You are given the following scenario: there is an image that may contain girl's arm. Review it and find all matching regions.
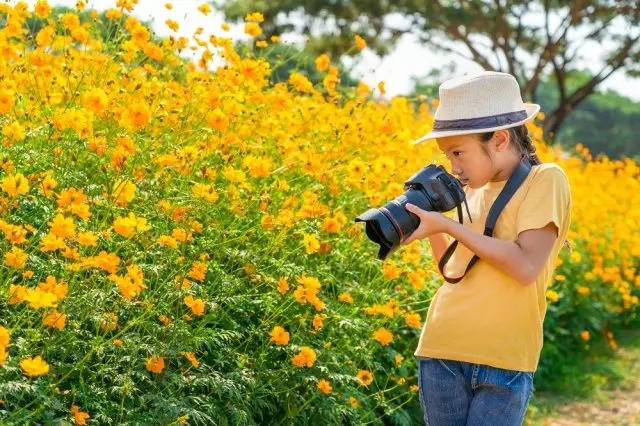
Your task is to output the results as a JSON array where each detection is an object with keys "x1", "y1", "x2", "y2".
[
  {"x1": 403, "y1": 203, "x2": 558, "y2": 286},
  {"x1": 426, "y1": 234, "x2": 449, "y2": 265},
  {"x1": 443, "y1": 218, "x2": 558, "y2": 286}
]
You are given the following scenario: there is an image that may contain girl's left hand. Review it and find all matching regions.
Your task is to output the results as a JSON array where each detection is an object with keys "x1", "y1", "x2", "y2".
[{"x1": 401, "y1": 203, "x2": 451, "y2": 245}]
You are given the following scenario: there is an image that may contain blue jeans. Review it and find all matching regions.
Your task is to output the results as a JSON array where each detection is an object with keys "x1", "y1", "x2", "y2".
[{"x1": 417, "y1": 357, "x2": 534, "y2": 426}]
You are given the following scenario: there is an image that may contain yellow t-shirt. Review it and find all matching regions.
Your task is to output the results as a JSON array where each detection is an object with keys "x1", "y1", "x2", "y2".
[{"x1": 414, "y1": 162, "x2": 572, "y2": 372}]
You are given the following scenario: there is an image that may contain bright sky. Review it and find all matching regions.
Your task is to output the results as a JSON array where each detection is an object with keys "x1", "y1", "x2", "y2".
[{"x1": 15, "y1": 0, "x2": 640, "y2": 101}]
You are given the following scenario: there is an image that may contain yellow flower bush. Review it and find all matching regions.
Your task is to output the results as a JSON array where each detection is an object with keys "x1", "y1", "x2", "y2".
[{"x1": 0, "y1": 1, "x2": 637, "y2": 423}]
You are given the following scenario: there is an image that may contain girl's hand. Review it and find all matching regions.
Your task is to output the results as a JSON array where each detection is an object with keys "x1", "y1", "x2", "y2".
[{"x1": 401, "y1": 203, "x2": 451, "y2": 245}]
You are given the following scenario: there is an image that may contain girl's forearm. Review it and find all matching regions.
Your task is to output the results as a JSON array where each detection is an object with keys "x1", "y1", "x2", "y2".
[
  {"x1": 442, "y1": 217, "x2": 532, "y2": 285},
  {"x1": 427, "y1": 234, "x2": 449, "y2": 265}
]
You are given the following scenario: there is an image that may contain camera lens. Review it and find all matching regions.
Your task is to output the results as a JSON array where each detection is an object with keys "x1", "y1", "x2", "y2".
[{"x1": 355, "y1": 189, "x2": 432, "y2": 260}]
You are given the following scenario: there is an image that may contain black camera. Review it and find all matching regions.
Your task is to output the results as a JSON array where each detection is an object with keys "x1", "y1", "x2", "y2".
[{"x1": 354, "y1": 164, "x2": 466, "y2": 260}]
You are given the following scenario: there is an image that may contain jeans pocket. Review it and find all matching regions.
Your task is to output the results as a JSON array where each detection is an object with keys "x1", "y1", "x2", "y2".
[{"x1": 437, "y1": 359, "x2": 458, "y2": 378}]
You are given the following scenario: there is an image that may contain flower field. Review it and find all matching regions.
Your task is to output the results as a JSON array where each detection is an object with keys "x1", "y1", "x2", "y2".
[{"x1": 0, "y1": 1, "x2": 638, "y2": 424}]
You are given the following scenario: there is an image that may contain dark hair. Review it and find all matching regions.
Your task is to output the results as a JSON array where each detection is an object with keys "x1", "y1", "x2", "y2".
[
  {"x1": 477, "y1": 125, "x2": 542, "y2": 165},
  {"x1": 477, "y1": 125, "x2": 571, "y2": 250}
]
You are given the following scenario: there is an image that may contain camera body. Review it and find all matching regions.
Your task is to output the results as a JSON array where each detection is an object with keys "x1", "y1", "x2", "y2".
[{"x1": 355, "y1": 164, "x2": 466, "y2": 260}]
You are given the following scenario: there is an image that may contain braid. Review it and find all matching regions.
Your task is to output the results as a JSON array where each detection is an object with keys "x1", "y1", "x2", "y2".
[{"x1": 509, "y1": 125, "x2": 542, "y2": 165}]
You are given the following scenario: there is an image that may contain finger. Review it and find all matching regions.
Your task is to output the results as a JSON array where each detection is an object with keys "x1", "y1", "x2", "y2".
[{"x1": 405, "y1": 203, "x2": 420, "y2": 215}]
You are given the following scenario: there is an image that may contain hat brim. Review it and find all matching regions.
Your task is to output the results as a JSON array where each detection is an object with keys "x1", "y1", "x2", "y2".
[{"x1": 412, "y1": 104, "x2": 541, "y2": 145}]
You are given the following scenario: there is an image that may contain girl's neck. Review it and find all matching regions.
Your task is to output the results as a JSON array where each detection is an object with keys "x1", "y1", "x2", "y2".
[{"x1": 486, "y1": 156, "x2": 524, "y2": 188}]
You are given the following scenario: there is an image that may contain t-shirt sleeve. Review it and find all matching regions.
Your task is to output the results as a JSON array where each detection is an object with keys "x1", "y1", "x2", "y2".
[{"x1": 516, "y1": 165, "x2": 570, "y2": 236}]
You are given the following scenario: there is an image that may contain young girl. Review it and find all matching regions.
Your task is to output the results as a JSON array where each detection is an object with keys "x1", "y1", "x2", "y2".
[{"x1": 402, "y1": 71, "x2": 572, "y2": 425}]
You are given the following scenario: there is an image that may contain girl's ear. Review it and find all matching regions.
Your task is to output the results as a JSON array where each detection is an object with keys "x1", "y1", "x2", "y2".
[{"x1": 492, "y1": 129, "x2": 510, "y2": 152}]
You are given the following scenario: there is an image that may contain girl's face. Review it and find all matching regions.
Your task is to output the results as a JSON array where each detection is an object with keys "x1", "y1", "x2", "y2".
[{"x1": 436, "y1": 132, "x2": 507, "y2": 189}]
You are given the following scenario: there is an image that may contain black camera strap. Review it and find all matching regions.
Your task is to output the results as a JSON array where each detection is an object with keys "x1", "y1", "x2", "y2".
[{"x1": 437, "y1": 160, "x2": 532, "y2": 284}]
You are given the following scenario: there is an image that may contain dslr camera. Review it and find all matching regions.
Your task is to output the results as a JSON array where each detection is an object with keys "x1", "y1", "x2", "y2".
[{"x1": 354, "y1": 164, "x2": 466, "y2": 260}]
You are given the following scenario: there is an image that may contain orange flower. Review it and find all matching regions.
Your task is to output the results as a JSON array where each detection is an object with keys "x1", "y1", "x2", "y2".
[
  {"x1": 183, "y1": 295, "x2": 205, "y2": 316},
  {"x1": 292, "y1": 346, "x2": 316, "y2": 368},
  {"x1": 580, "y1": 330, "x2": 590, "y2": 342},
  {"x1": 373, "y1": 327, "x2": 393, "y2": 346},
  {"x1": 338, "y1": 293, "x2": 353, "y2": 304},
  {"x1": 43, "y1": 310, "x2": 66, "y2": 330},
  {"x1": 354, "y1": 34, "x2": 367, "y2": 50},
  {"x1": 145, "y1": 355, "x2": 165, "y2": 374},
  {"x1": 277, "y1": 277, "x2": 289, "y2": 295},
  {"x1": 269, "y1": 326, "x2": 290, "y2": 345},
  {"x1": 182, "y1": 351, "x2": 200, "y2": 368},
  {"x1": 317, "y1": 379, "x2": 332, "y2": 394},
  {"x1": 71, "y1": 405, "x2": 90, "y2": 425}
]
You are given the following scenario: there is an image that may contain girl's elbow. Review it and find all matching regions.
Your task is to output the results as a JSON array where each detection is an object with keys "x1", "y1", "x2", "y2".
[{"x1": 517, "y1": 267, "x2": 540, "y2": 287}]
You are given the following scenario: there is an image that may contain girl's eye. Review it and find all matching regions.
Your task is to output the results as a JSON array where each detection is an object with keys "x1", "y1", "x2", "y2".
[{"x1": 452, "y1": 151, "x2": 461, "y2": 157}]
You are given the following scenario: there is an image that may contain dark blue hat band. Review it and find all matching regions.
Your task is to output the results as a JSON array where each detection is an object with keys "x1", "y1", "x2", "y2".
[{"x1": 432, "y1": 110, "x2": 528, "y2": 131}]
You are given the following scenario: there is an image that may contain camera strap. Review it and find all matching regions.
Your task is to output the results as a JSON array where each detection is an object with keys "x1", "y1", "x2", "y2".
[{"x1": 437, "y1": 159, "x2": 532, "y2": 284}]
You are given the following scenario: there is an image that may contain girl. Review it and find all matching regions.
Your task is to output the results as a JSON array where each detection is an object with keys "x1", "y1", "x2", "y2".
[{"x1": 402, "y1": 71, "x2": 572, "y2": 425}]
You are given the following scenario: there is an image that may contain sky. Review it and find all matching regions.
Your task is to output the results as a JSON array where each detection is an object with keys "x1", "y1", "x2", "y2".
[{"x1": 14, "y1": 0, "x2": 640, "y2": 101}]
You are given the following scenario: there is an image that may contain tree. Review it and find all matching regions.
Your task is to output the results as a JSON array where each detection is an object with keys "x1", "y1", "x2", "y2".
[{"x1": 219, "y1": 0, "x2": 640, "y2": 141}]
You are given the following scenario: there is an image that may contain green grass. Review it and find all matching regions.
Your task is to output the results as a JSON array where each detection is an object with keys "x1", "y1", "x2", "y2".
[{"x1": 525, "y1": 327, "x2": 640, "y2": 425}]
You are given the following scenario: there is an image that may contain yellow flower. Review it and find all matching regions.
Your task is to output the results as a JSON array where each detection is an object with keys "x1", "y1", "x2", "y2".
[
  {"x1": 244, "y1": 23, "x2": 262, "y2": 38},
  {"x1": 165, "y1": 19, "x2": 179, "y2": 32},
  {"x1": 0, "y1": 89, "x2": 16, "y2": 114},
  {"x1": 157, "y1": 235, "x2": 178, "y2": 248},
  {"x1": 5, "y1": 246, "x2": 28, "y2": 269},
  {"x1": 317, "y1": 379, "x2": 332, "y2": 394},
  {"x1": 2, "y1": 121, "x2": 25, "y2": 142},
  {"x1": 546, "y1": 289, "x2": 560, "y2": 303},
  {"x1": 315, "y1": 54, "x2": 330, "y2": 72},
  {"x1": 373, "y1": 327, "x2": 393, "y2": 346},
  {"x1": 48, "y1": 214, "x2": 76, "y2": 239},
  {"x1": 221, "y1": 23, "x2": 230, "y2": 31},
  {"x1": 1, "y1": 173, "x2": 29, "y2": 197},
  {"x1": 292, "y1": 346, "x2": 316, "y2": 368},
  {"x1": 349, "y1": 396, "x2": 359, "y2": 407},
  {"x1": 20, "y1": 355, "x2": 50, "y2": 377},
  {"x1": 35, "y1": 0, "x2": 52, "y2": 18},
  {"x1": 354, "y1": 34, "x2": 367, "y2": 50},
  {"x1": 76, "y1": 231, "x2": 98, "y2": 247},
  {"x1": 580, "y1": 330, "x2": 590, "y2": 341},
  {"x1": 269, "y1": 326, "x2": 290, "y2": 345},
  {"x1": 0, "y1": 325, "x2": 10, "y2": 347},
  {"x1": 164, "y1": 3, "x2": 173, "y2": 10},
  {"x1": 145, "y1": 355, "x2": 165, "y2": 374},
  {"x1": 198, "y1": 3, "x2": 212, "y2": 15},
  {"x1": 303, "y1": 233, "x2": 320, "y2": 254},
  {"x1": 356, "y1": 370, "x2": 373, "y2": 386},
  {"x1": 245, "y1": 12, "x2": 265, "y2": 22}
]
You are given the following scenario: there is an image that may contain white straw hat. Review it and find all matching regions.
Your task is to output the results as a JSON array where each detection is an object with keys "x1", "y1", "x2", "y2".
[{"x1": 413, "y1": 71, "x2": 540, "y2": 145}]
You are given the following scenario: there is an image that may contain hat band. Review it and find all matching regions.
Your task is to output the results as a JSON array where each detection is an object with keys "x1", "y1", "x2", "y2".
[{"x1": 432, "y1": 110, "x2": 527, "y2": 131}]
